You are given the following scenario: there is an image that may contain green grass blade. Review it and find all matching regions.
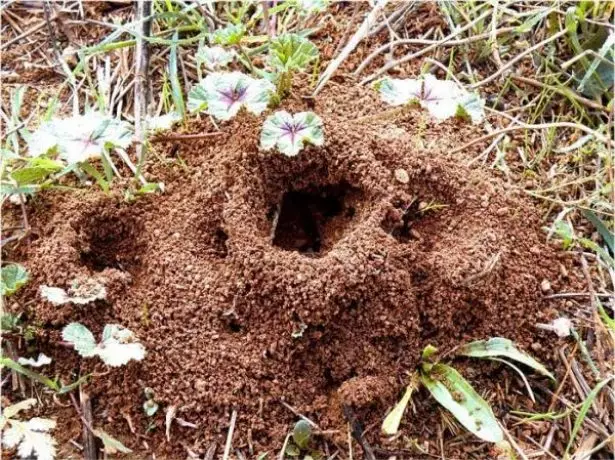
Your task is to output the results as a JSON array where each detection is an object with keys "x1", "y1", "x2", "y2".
[
  {"x1": 169, "y1": 31, "x2": 186, "y2": 118},
  {"x1": 596, "y1": 298, "x2": 615, "y2": 333},
  {"x1": 457, "y1": 337, "x2": 555, "y2": 381},
  {"x1": 421, "y1": 363, "x2": 504, "y2": 443},
  {"x1": 581, "y1": 209, "x2": 614, "y2": 255},
  {"x1": 564, "y1": 376, "x2": 614, "y2": 458},
  {"x1": 382, "y1": 373, "x2": 419, "y2": 435},
  {"x1": 0, "y1": 357, "x2": 60, "y2": 392}
]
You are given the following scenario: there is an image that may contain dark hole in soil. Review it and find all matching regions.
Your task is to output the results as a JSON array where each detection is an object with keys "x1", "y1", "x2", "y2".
[
  {"x1": 79, "y1": 216, "x2": 143, "y2": 272},
  {"x1": 381, "y1": 198, "x2": 423, "y2": 243},
  {"x1": 212, "y1": 228, "x2": 229, "y2": 258},
  {"x1": 272, "y1": 182, "x2": 362, "y2": 255}
]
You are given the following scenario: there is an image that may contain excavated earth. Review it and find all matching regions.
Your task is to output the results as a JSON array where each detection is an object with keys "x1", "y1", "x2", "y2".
[{"x1": 4, "y1": 81, "x2": 579, "y2": 458}]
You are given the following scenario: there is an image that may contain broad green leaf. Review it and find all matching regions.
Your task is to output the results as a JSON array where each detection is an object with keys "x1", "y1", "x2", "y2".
[
  {"x1": 211, "y1": 24, "x2": 245, "y2": 46},
  {"x1": 196, "y1": 44, "x2": 236, "y2": 70},
  {"x1": 260, "y1": 111, "x2": 324, "y2": 156},
  {"x1": 62, "y1": 323, "x2": 97, "y2": 357},
  {"x1": 1, "y1": 312, "x2": 20, "y2": 331},
  {"x1": 188, "y1": 72, "x2": 274, "y2": 120},
  {"x1": 268, "y1": 34, "x2": 319, "y2": 73},
  {"x1": 292, "y1": 420, "x2": 312, "y2": 449},
  {"x1": 376, "y1": 75, "x2": 485, "y2": 123},
  {"x1": 93, "y1": 429, "x2": 132, "y2": 454},
  {"x1": 382, "y1": 373, "x2": 419, "y2": 435},
  {"x1": 421, "y1": 363, "x2": 503, "y2": 443},
  {"x1": 564, "y1": 376, "x2": 614, "y2": 457},
  {"x1": 457, "y1": 337, "x2": 555, "y2": 381},
  {"x1": 27, "y1": 112, "x2": 133, "y2": 164},
  {"x1": 10, "y1": 159, "x2": 63, "y2": 185},
  {"x1": 1, "y1": 264, "x2": 29, "y2": 296}
]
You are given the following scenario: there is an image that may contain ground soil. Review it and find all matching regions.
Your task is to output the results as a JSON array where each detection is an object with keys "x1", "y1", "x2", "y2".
[{"x1": 2, "y1": 77, "x2": 583, "y2": 459}]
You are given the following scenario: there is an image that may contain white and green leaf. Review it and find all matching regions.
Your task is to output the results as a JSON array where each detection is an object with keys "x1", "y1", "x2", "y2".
[
  {"x1": 62, "y1": 323, "x2": 97, "y2": 357},
  {"x1": 188, "y1": 72, "x2": 274, "y2": 120},
  {"x1": 196, "y1": 44, "x2": 236, "y2": 71},
  {"x1": 376, "y1": 74, "x2": 485, "y2": 123},
  {"x1": 96, "y1": 324, "x2": 146, "y2": 367},
  {"x1": 260, "y1": 111, "x2": 324, "y2": 156},
  {"x1": 27, "y1": 112, "x2": 133, "y2": 164},
  {"x1": 40, "y1": 278, "x2": 106, "y2": 306},
  {"x1": 457, "y1": 337, "x2": 555, "y2": 380},
  {"x1": 421, "y1": 363, "x2": 503, "y2": 443},
  {"x1": 2, "y1": 418, "x2": 56, "y2": 460},
  {"x1": 63, "y1": 322, "x2": 145, "y2": 367}
]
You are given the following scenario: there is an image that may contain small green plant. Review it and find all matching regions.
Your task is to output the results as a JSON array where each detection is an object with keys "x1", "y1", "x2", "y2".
[
  {"x1": 27, "y1": 112, "x2": 132, "y2": 165},
  {"x1": 382, "y1": 338, "x2": 554, "y2": 448},
  {"x1": 285, "y1": 419, "x2": 318, "y2": 457},
  {"x1": 0, "y1": 399, "x2": 56, "y2": 460},
  {"x1": 268, "y1": 34, "x2": 319, "y2": 97},
  {"x1": 211, "y1": 23, "x2": 246, "y2": 46},
  {"x1": 188, "y1": 71, "x2": 275, "y2": 120},
  {"x1": 260, "y1": 111, "x2": 324, "y2": 156},
  {"x1": 62, "y1": 323, "x2": 146, "y2": 367},
  {"x1": 376, "y1": 74, "x2": 485, "y2": 124},
  {"x1": 143, "y1": 387, "x2": 159, "y2": 417},
  {"x1": 1, "y1": 263, "x2": 29, "y2": 296}
]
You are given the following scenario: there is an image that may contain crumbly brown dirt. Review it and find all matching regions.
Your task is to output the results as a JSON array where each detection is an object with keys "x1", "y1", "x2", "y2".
[{"x1": 3, "y1": 80, "x2": 581, "y2": 458}]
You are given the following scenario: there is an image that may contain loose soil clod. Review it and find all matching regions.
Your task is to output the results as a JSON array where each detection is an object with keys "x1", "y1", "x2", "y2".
[{"x1": 5, "y1": 82, "x2": 578, "y2": 457}]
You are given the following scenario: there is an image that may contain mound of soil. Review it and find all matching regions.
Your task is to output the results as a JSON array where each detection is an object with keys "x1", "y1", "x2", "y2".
[{"x1": 5, "y1": 81, "x2": 575, "y2": 457}]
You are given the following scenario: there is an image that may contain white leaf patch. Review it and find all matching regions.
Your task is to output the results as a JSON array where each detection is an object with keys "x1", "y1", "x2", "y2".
[
  {"x1": 293, "y1": 0, "x2": 329, "y2": 14},
  {"x1": 17, "y1": 354, "x2": 52, "y2": 367},
  {"x1": 40, "y1": 277, "x2": 106, "y2": 306},
  {"x1": 260, "y1": 111, "x2": 324, "y2": 157},
  {"x1": 377, "y1": 74, "x2": 485, "y2": 123},
  {"x1": 196, "y1": 45, "x2": 236, "y2": 71},
  {"x1": 187, "y1": 72, "x2": 274, "y2": 120},
  {"x1": 28, "y1": 112, "x2": 133, "y2": 164},
  {"x1": 62, "y1": 322, "x2": 146, "y2": 367},
  {"x1": 145, "y1": 112, "x2": 182, "y2": 132},
  {"x1": 1, "y1": 400, "x2": 56, "y2": 460}
]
